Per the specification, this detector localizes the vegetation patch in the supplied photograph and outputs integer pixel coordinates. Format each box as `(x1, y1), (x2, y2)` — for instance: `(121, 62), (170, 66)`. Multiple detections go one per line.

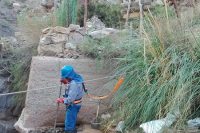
(56, 0), (78, 26)
(17, 8), (57, 43)
(3, 8), (55, 109)
(111, 6), (200, 130)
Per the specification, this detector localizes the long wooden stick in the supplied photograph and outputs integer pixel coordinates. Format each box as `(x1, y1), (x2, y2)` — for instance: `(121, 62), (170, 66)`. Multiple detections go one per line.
(139, 0), (143, 36)
(84, 0), (88, 30)
(125, 0), (131, 27)
(53, 83), (63, 133)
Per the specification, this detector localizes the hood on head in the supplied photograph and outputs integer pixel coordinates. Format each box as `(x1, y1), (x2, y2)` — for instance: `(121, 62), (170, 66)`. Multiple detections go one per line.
(61, 65), (83, 82)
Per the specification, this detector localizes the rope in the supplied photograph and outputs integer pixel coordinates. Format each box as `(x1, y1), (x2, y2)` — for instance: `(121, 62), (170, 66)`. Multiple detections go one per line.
(86, 77), (124, 100)
(0, 86), (58, 96)
(0, 72), (127, 97)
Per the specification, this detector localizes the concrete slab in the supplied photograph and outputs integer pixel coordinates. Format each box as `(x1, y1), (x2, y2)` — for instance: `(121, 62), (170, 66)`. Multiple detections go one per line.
(14, 56), (115, 133)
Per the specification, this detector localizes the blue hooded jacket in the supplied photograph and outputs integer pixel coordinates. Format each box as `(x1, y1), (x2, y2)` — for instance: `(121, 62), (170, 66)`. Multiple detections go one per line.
(61, 65), (84, 104)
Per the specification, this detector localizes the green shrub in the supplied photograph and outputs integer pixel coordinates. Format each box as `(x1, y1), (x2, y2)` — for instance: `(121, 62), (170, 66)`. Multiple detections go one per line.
(56, 0), (68, 26)
(79, 31), (134, 60)
(9, 46), (37, 108)
(9, 9), (50, 108)
(79, 37), (117, 59)
(17, 8), (56, 43)
(78, 1), (123, 28)
(151, 5), (176, 18)
(56, 0), (78, 26)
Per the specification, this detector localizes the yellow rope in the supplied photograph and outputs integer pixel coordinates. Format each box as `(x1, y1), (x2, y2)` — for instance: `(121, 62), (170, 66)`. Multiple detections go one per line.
(86, 77), (124, 100)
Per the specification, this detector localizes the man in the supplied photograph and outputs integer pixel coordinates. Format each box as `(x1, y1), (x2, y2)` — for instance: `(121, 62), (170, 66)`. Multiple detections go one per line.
(56, 65), (84, 133)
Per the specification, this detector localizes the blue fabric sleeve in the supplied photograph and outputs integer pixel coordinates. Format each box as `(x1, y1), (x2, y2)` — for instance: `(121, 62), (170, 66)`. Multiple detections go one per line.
(64, 82), (78, 104)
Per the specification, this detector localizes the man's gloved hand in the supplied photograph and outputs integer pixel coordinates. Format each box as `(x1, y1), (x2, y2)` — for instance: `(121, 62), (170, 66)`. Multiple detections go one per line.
(60, 79), (68, 84)
(56, 98), (65, 103)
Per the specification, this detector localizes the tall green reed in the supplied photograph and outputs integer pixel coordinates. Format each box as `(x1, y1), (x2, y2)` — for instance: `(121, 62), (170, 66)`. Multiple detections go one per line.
(112, 6), (200, 130)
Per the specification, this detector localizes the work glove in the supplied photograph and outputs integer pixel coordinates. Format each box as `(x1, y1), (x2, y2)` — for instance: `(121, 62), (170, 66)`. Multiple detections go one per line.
(56, 98), (65, 103)
(60, 79), (68, 84)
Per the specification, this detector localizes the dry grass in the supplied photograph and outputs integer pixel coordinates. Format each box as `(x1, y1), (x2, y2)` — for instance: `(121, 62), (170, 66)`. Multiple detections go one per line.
(17, 9), (57, 44)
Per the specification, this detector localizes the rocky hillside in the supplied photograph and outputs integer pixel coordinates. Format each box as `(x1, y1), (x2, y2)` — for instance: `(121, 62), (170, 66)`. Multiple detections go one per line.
(0, 0), (17, 36)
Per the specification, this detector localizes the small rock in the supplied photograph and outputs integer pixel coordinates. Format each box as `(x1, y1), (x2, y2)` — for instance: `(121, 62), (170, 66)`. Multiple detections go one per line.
(39, 36), (53, 45)
(69, 24), (80, 32)
(54, 26), (70, 35)
(152, 0), (164, 6)
(101, 113), (111, 120)
(72, 55), (79, 59)
(57, 53), (64, 58)
(65, 43), (76, 50)
(116, 121), (125, 133)
(88, 28), (118, 39)
(42, 27), (51, 34)
(67, 53), (73, 58)
(187, 118), (200, 128)
(41, 0), (54, 9)
(13, 3), (21, 12)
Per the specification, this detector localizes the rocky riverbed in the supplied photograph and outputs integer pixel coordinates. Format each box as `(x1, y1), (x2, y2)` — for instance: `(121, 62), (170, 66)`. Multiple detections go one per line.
(0, 0), (20, 132)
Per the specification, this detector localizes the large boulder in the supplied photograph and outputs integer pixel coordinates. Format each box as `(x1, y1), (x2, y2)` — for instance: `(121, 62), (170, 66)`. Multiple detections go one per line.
(14, 56), (115, 133)
(86, 16), (106, 32)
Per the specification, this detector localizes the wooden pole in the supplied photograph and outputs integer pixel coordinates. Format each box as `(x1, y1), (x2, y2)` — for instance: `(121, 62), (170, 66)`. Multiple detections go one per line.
(125, 0), (131, 27)
(164, 0), (170, 30)
(139, 0), (143, 36)
(84, 0), (88, 30)
(172, 0), (179, 17)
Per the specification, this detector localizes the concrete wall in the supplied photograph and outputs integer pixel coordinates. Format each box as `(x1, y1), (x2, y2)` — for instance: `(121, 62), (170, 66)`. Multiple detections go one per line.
(14, 56), (115, 133)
